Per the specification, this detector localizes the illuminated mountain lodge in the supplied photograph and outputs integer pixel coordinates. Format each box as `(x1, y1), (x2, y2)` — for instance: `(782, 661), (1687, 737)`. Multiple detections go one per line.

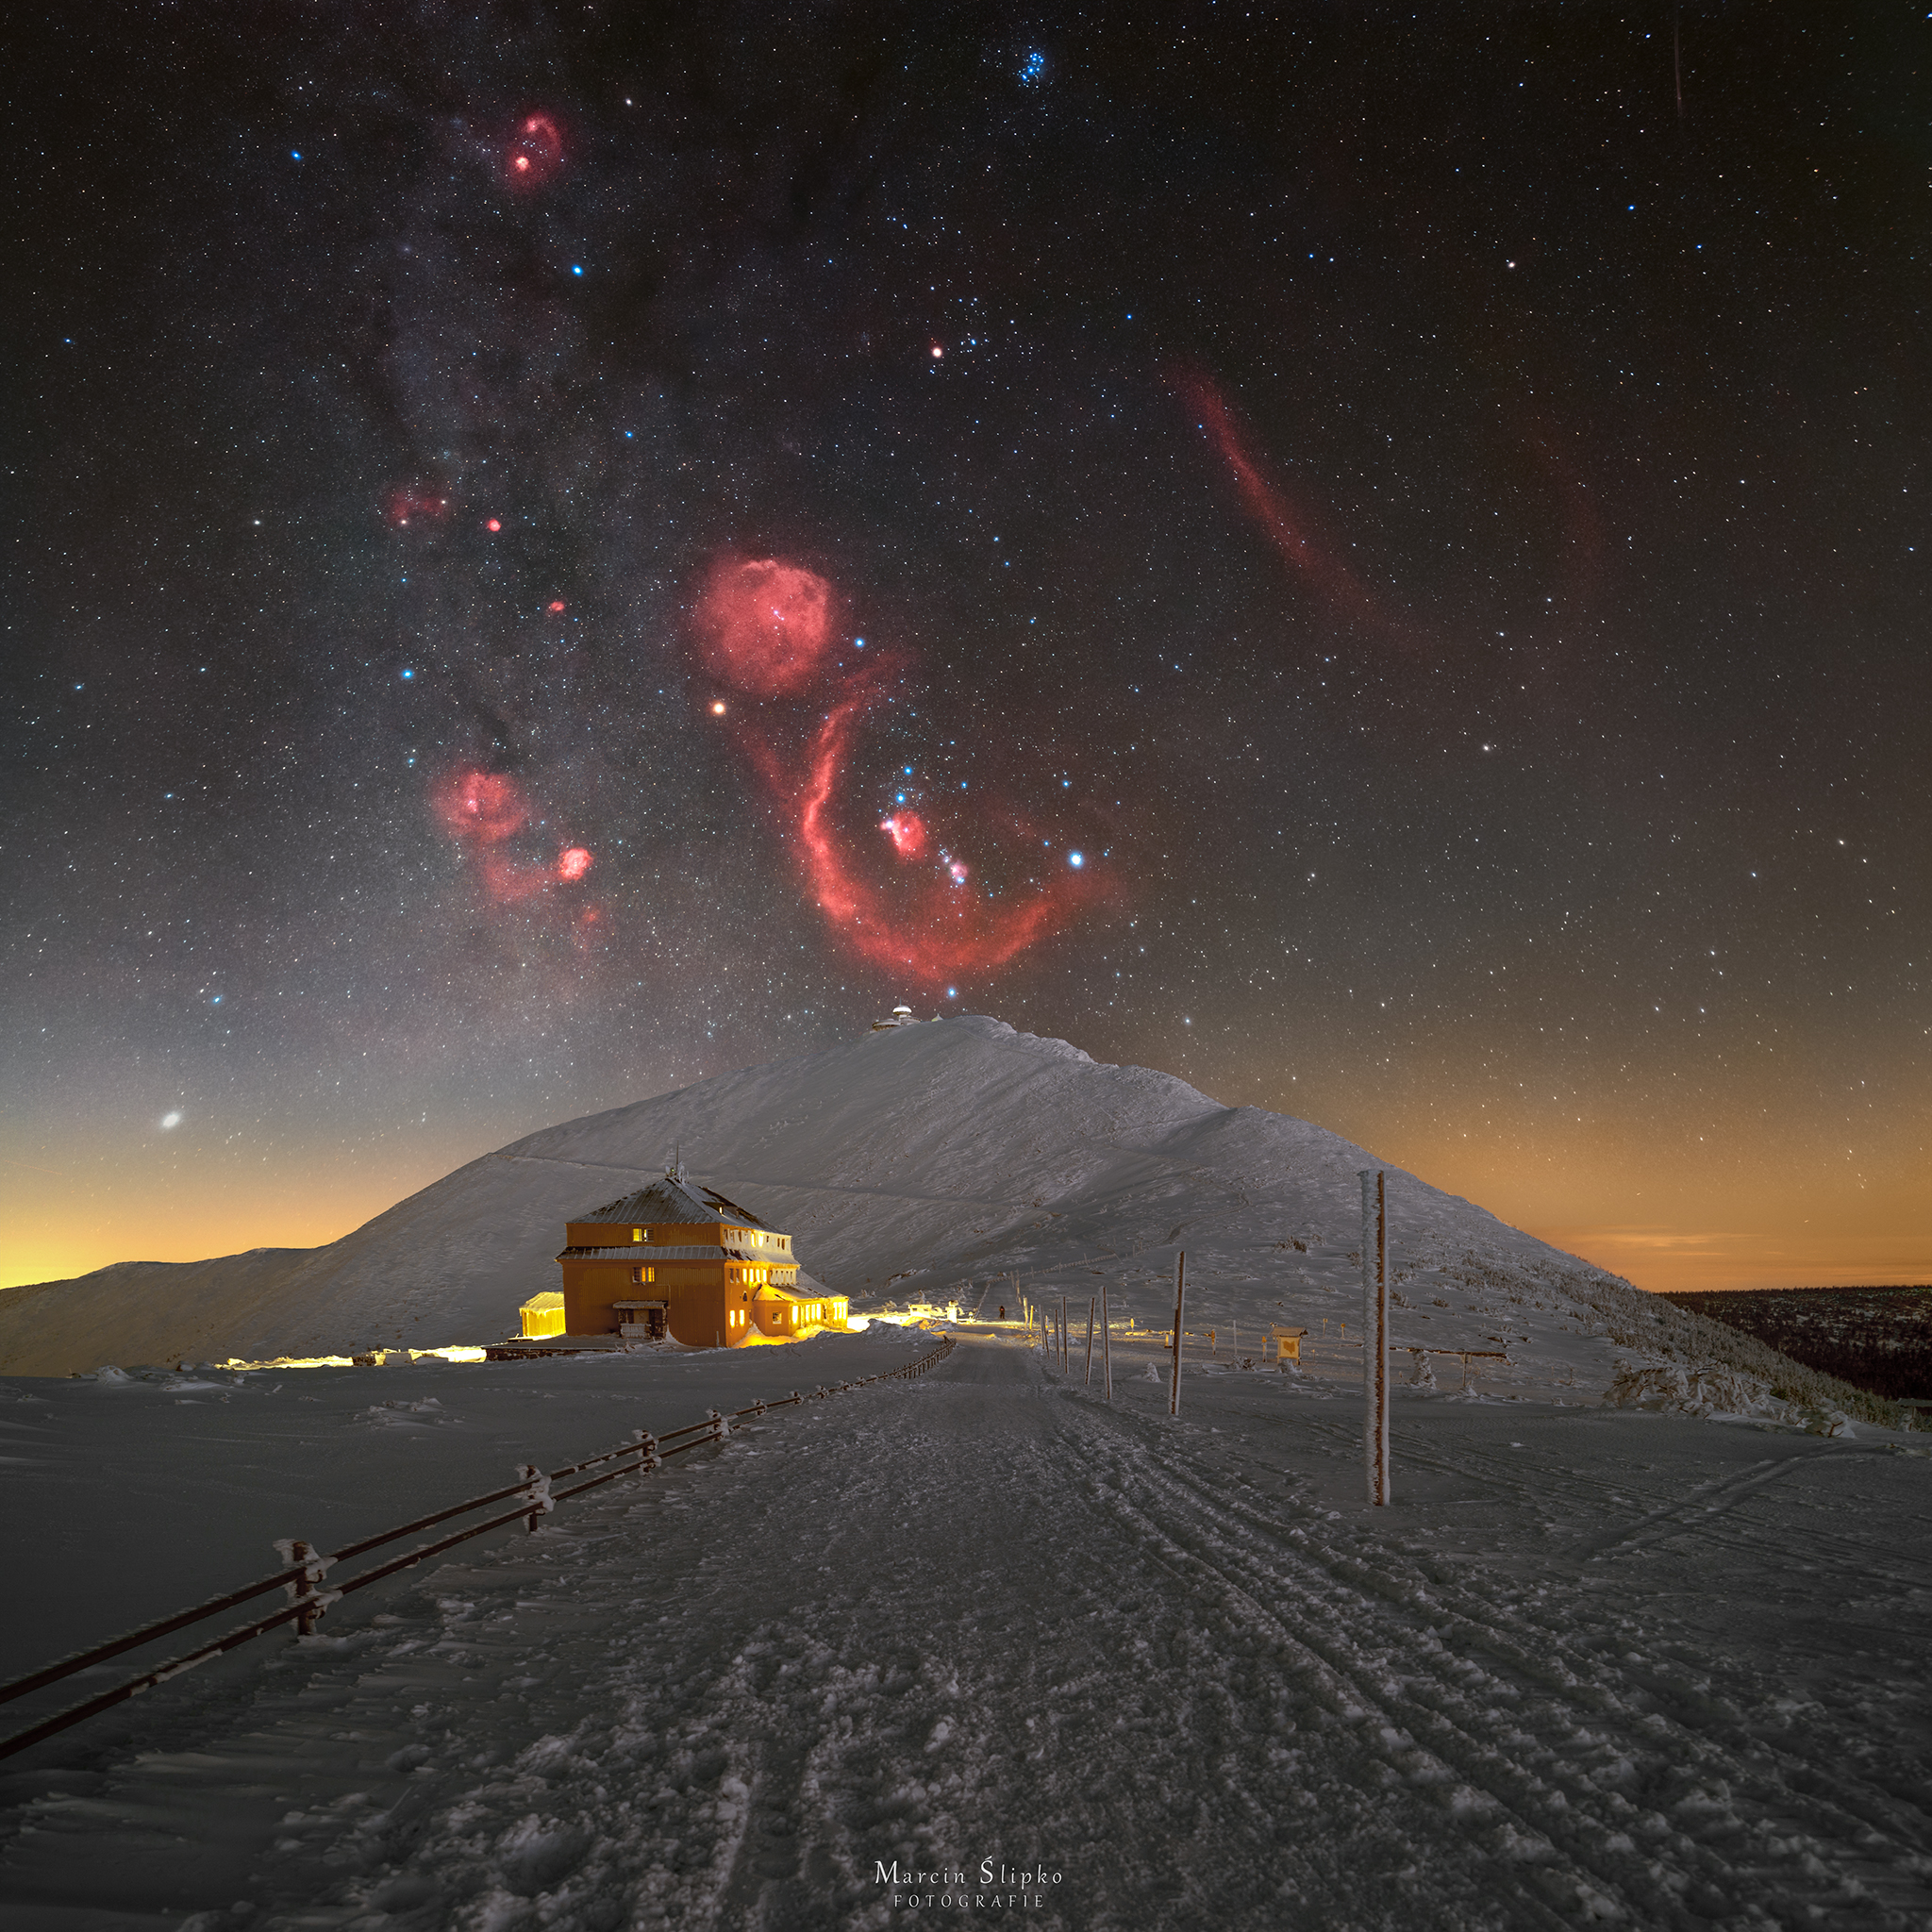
(527, 1165), (847, 1349)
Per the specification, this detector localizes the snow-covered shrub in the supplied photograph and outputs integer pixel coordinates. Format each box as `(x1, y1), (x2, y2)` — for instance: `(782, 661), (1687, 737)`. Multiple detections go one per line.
(1439, 1252), (1908, 1430)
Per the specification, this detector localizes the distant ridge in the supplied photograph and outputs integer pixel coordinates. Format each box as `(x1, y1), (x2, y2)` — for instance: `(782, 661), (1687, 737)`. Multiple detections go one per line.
(1660, 1286), (1932, 1402)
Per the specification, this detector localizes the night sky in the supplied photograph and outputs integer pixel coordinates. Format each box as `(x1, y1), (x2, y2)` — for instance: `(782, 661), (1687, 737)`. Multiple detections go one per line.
(6, 5), (1927, 1294)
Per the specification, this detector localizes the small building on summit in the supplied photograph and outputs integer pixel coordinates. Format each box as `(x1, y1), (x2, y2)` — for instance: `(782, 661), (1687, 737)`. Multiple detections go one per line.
(542, 1163), (848, 1349)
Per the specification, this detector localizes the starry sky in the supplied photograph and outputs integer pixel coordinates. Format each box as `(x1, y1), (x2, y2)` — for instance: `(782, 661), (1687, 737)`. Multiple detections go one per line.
(5, 4), (1927, 1294)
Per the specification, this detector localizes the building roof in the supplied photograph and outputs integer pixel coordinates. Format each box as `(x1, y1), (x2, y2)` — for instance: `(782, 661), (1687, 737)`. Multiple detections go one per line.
(558, 1244), (799, 1262)
(575, 1171), (779, 1232)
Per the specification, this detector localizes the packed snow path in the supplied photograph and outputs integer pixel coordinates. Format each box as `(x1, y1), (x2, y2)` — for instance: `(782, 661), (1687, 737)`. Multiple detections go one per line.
(5, 1339), (1931, 1930)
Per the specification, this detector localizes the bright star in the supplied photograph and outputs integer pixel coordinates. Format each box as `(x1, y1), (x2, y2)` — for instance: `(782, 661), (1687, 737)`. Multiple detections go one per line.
(160, 1112), (182, 1129)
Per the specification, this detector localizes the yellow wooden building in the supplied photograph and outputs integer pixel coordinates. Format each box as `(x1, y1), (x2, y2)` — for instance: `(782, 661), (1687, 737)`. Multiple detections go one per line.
(526, 1164), (848, 1349)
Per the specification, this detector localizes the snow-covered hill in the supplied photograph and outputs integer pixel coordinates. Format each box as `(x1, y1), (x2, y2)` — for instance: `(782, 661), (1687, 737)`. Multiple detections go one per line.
(0, 1015), (1694, 1379)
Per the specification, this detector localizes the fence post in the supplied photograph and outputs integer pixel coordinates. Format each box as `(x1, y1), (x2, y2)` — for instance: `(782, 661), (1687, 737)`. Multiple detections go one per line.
(1085, 1297), (1095, 1386)
(708, 1407), (729, 1444)
(1360, 1170), (1391, 1506)
(1102, 1280), (1112, 1402)
(1170, 1252), (1187, 1418)
(516, 1463), (555, 1533)
(291, 1539), (318, 1635)
(631, 1429), (659, 1476)
(273, 1539), (334, 1637)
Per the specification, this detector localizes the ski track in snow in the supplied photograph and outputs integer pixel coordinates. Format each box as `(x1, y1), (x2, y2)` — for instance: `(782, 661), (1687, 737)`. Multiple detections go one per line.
(3, 1341), (1929, 1931)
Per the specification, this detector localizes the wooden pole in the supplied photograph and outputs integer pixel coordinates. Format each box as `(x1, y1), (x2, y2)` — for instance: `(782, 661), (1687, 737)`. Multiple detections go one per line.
(1085, 1297), (1095, 1386)
(1360, 1169), (1390, 1505)
(1102, 1280), (1112, 1401)
(1060, 1294), (1069, 1373)
(1169, 1251), (1187, 1418)
(290, 1541), (319, 1637)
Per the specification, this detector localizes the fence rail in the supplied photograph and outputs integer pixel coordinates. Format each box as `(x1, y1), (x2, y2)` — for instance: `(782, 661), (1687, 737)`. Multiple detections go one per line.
(0, 1337), (956, 1760)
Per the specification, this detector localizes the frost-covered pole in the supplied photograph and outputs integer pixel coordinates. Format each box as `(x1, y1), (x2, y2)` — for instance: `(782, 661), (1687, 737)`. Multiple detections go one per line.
(1101, 1281), (1112, 1402)
(1360, 1169), (1391, 1506)
(1170, 1251), (1187, 1418)
(1085, 1296), (1095, 1386)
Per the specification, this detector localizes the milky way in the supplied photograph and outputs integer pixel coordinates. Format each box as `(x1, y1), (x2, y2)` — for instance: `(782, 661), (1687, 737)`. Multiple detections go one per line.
(6, 8), (1928, 1292)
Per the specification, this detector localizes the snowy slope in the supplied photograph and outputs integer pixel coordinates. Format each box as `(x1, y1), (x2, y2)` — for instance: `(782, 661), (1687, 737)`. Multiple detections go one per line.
(4, 1341), (1928, 1928)
(0, 1016), (1657, 1377)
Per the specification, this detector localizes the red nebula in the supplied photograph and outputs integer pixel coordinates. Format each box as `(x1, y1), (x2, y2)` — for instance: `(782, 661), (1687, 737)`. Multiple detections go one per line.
(547, 599), (566, 613)
(880, 813), (927, 858)
(486, 518), (502, 532)
(689, 556), (1104, 984)
(557, 846), (592, 881)
(782, 690), (1089, 983)
(508, 113), (562, 187)
(693, 558), (835, 695)
(386, 485), (451, 528)
(478, 853), (555, 902)
(433, 770), (526, 844)
(1174, 368), (1411, 645)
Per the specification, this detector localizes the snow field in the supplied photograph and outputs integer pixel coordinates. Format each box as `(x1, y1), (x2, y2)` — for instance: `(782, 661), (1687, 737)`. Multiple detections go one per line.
(3, 1337), (1928, 1929)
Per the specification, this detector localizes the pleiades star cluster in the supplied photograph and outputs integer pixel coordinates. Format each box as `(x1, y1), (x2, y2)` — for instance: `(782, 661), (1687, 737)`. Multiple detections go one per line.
(4, 6), (1926, 1291)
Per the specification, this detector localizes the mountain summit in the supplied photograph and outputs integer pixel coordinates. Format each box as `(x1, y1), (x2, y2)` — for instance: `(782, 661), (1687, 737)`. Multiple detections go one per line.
(0, 1016), (1598, 1374)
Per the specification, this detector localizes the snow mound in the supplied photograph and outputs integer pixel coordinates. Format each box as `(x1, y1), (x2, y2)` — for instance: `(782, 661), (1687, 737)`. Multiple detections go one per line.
(1603, 1364), (1854, 1437)
(358, 1397), (451, 1429)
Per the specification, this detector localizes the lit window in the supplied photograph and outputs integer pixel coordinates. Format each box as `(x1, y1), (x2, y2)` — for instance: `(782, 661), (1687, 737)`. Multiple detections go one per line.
(631, 1227), (642, 1243)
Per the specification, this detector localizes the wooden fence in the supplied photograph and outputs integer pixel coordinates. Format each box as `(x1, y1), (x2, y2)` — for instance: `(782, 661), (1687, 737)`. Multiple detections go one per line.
(0, 1337), (956, 1760)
